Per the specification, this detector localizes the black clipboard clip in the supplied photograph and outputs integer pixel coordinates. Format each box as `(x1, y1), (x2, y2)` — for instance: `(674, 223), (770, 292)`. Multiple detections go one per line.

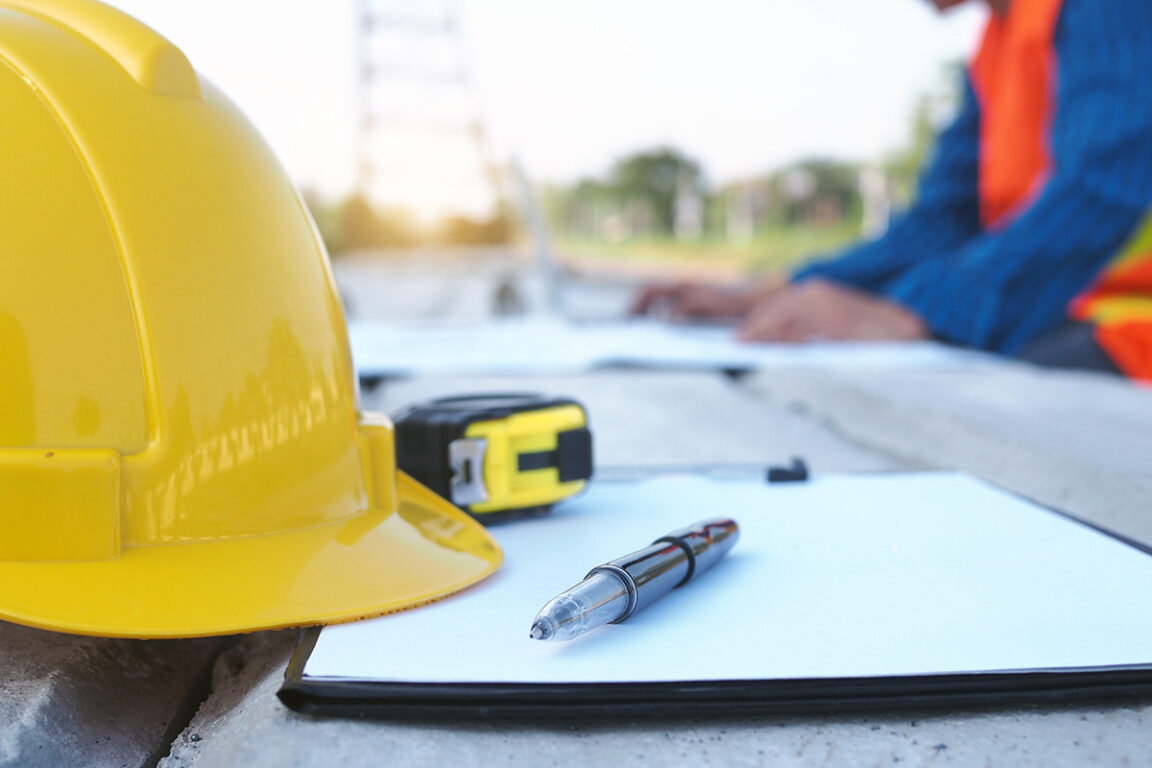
(766, 457), (809, 484)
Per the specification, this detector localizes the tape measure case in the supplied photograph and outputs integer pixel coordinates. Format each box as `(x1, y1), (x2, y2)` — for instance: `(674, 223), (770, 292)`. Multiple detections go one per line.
(393, 394), (593, 519)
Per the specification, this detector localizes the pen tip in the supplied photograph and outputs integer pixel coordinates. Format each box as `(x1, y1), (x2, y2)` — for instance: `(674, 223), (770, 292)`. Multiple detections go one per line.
(529, 620), (551, 641)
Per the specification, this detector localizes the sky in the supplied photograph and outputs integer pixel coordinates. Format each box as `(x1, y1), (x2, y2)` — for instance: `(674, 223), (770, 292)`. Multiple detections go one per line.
(102, 0), (986, 213)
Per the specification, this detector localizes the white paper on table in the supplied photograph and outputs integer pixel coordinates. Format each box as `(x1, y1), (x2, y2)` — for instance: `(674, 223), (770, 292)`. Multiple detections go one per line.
(347, 318), (993, 377)
(303, 473), (1152, 685)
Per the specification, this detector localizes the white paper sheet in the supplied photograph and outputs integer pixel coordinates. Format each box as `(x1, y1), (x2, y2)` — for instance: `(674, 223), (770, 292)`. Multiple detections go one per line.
(305, 473), (1152, 685)
(348, 318), (992, 377)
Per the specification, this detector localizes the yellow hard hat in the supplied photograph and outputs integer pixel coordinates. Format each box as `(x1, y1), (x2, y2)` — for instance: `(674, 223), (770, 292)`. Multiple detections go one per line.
(0, 0), (501, 638)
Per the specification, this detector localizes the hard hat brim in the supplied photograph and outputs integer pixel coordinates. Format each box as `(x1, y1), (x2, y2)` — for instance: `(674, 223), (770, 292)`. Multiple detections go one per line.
(0, 472), (502, 638)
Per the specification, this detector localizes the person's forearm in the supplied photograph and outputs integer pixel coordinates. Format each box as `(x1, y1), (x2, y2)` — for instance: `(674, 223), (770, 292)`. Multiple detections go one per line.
(883, 182), (1149, 352)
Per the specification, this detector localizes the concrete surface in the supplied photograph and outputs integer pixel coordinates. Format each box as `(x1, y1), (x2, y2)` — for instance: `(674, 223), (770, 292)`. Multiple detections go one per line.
(743, 362), (1152, 544)
(160, 629), (1152, 768)
(150, 364), (1152, 768)
(366, 370), (905, 474)
(9, 243), (1152, 768)
(334, 250), (635, 324)
(335, 250), (530, 323)
(0, 623), (224, 768)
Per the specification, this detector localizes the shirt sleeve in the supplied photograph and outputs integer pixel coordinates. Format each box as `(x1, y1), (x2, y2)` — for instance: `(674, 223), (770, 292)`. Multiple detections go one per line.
(790, 75), (983, 292)
(884, 0), (1152, 354)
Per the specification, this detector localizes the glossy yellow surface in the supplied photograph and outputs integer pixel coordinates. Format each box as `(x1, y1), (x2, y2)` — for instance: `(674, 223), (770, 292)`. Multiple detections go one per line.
(0, 472), (501, 638)
(0, 0), (501, 637)
(0, 449), (120, 561)
(466, 405), (589, 514)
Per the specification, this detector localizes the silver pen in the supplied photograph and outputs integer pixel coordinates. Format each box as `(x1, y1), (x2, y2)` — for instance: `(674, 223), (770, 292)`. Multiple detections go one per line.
(529, 517), (739, 641)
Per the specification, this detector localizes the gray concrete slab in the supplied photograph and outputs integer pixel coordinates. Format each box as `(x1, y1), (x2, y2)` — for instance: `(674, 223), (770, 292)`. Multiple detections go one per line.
(333, 249), (640, 324)
(334, 249), (529, 323)
(159, 367), (1152, 767)
(0, 622), (224, 768)
(365, 370), (906, 474)
(162, 630), (1152, 768)
(741, 362), (1152, 545)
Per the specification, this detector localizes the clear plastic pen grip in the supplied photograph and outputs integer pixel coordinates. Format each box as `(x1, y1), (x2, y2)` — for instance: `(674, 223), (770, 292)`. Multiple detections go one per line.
(532, 571), (631, 642)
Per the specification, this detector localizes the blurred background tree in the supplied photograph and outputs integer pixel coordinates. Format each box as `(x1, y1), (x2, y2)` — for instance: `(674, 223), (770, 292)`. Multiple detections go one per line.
(338, 194), (417, 250)
(304, 61), (964, 273)
(883, 60), (966, 208)
(608, 148), (706, 236)
(534, 61), (965, 275)
(304, 192), (513, 255)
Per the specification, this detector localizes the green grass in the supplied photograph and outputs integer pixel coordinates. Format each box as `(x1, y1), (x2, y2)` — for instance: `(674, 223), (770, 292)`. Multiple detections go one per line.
(557, 224), (862, 278)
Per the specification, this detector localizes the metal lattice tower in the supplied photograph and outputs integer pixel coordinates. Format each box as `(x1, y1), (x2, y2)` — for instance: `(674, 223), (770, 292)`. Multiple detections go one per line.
(353, 0), (502, 221)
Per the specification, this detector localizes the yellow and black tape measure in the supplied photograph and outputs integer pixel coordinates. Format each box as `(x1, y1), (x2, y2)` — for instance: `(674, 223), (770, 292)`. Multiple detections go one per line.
(393, 393), (593, 519)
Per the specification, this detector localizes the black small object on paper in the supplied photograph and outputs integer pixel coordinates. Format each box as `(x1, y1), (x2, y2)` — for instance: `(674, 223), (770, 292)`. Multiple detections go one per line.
(767, 457), (809, 484)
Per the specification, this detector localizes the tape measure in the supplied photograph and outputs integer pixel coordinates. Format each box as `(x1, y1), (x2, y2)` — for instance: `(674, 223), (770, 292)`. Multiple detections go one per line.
(393, 393), (594, 519)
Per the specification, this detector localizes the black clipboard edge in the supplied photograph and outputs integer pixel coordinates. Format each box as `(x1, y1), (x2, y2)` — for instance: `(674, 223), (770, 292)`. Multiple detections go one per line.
(280, 628), (1152, 720)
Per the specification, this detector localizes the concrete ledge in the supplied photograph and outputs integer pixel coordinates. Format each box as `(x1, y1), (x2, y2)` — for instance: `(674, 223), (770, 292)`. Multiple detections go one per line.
(742, 363), (1152, 545)
(159, 631), (296, 768)
(0, 622), (224, 768)
(157, 367), (1152, 767)
(367, 370), (906, 474)
(162, 630), (1152, 768)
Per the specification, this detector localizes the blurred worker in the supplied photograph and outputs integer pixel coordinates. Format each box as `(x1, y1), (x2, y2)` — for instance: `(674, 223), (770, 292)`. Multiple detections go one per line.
(632, 0), (1152, 380)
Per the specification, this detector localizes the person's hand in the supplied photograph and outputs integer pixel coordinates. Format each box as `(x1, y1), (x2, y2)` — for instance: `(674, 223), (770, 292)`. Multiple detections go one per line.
(630, 274), (786, 321)
(737, 279), (929, 342)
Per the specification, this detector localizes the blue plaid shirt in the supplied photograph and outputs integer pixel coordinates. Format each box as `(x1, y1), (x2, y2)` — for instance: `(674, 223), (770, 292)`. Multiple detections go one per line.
(793, 0), (1152, 354)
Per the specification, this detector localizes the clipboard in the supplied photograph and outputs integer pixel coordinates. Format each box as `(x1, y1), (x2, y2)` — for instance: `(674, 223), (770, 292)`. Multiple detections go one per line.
(280, 473), (1152, 718)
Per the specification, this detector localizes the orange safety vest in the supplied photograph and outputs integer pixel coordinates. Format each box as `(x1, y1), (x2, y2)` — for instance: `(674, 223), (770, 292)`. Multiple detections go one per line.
(969, 0), (1152, 381)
